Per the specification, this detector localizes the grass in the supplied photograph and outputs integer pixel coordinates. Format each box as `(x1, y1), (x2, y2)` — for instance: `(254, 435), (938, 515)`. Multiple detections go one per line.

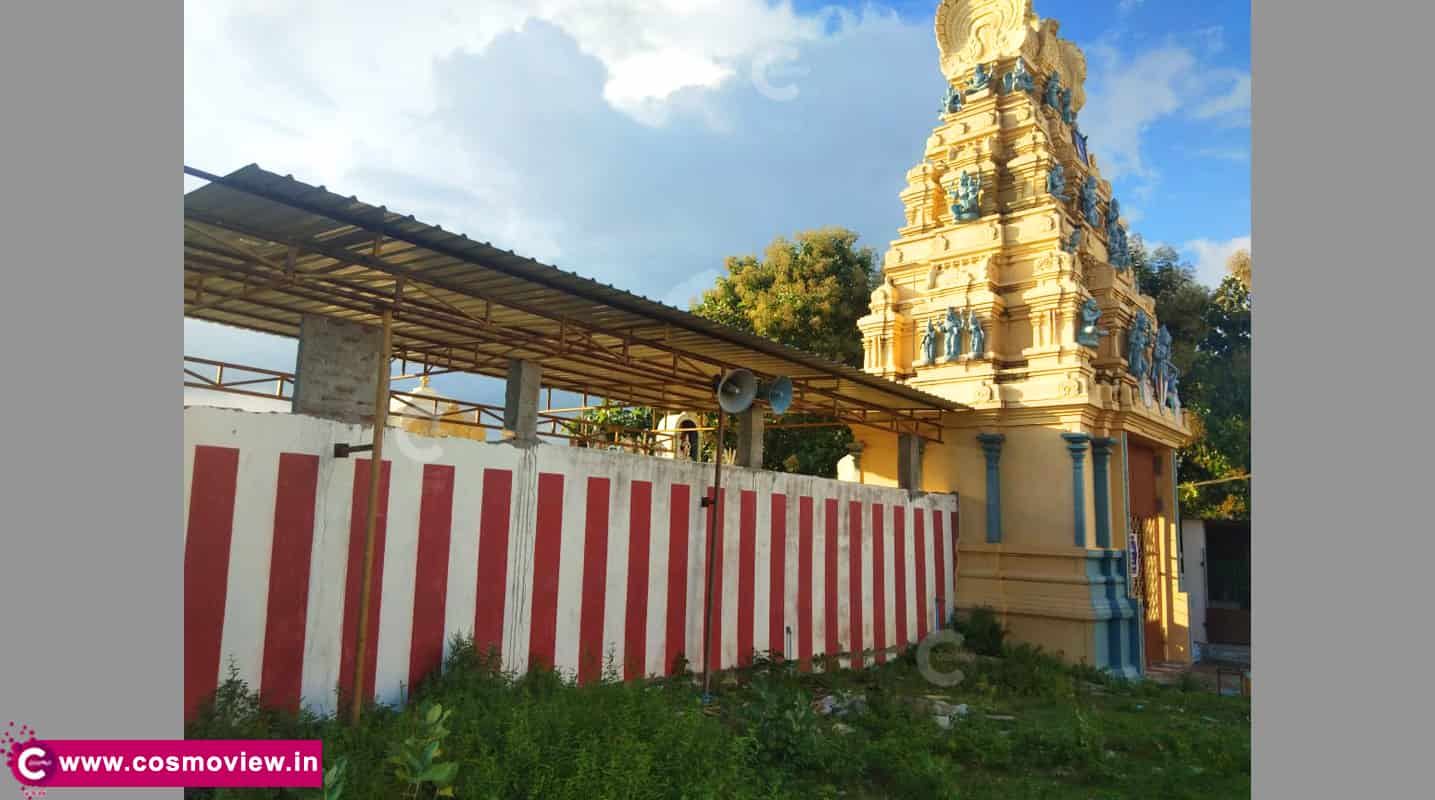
(186, 632), (1250, 799)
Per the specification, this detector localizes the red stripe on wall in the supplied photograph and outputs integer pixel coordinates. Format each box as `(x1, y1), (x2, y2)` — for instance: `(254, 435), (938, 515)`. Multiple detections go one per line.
(527, 473), (565, 672)
(473, 468), (513, 660)
(184, 445), (240, 722)
(824, 498), (839, 659)
(848, 500), (864, 667)
(871, 503), (887, 664)
(893, 505), (908, 648)
(915, 508), (929, 642)
(578, 477), (611, 685)
(665, 483), (691, 676)
(260, 452), (320, 714)
(951, 510), (960, 614)
(797, 496), (814, 672)
(624, 480), (653, 680)
(737, 490), (757, 667)
(768, 493), (787, 660)
(932, 509), (948, 630)
(703, 488), (726, 673)
(408, 464), (456, 693)
(339, 459), (391, 707)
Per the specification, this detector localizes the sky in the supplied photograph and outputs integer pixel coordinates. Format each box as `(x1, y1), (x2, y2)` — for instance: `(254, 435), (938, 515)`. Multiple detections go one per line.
(183, 0), (1250, 392)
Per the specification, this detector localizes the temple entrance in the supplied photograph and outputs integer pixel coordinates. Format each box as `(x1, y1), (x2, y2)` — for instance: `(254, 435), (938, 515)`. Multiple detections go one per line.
(1127, 440), (1166, 667)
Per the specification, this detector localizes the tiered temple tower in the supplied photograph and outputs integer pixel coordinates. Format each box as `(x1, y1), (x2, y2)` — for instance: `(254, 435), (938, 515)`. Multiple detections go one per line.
(853, 0), (1194, 676)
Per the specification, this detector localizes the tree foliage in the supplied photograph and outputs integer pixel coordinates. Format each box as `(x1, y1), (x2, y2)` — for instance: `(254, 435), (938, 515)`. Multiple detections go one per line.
(692, 227), (878, 367)
(688, 227), (880, 477)
(1127, 237), (1252, 519)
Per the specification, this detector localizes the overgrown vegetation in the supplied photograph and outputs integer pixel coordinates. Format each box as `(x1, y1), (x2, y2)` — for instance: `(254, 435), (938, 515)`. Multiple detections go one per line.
(187, 624), (1249, 799)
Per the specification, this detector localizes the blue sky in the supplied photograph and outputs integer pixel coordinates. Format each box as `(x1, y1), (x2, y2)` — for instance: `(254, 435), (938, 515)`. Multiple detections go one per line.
(184, 0), (1250, 394)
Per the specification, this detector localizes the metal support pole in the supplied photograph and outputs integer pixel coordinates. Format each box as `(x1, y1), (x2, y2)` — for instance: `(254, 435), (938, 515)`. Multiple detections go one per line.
(349, 308), (391, 725)
(700, 410), (725, 698)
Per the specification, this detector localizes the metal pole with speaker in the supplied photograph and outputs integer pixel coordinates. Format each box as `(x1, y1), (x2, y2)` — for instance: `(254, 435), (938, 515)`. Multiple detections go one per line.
(700, 369), (789, 701)
(700, 369), (757, 700)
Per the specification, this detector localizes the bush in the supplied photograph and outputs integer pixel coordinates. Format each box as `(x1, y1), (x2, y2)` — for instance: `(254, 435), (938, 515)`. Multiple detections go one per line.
(954, 606), (1007, 656)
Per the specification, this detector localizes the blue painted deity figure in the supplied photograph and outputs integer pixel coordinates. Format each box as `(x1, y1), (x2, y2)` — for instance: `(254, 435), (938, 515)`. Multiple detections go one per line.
(1044, 71), (1062, 110)
(1081, 176), (1101, 227)
(1060, 87), (1074, 124)
(950, 171), (981, 221)
(1152, 325), (1173, 403)
(941, 83), (963, 115)
(966, 308), (986, 357)
(1076, 298), (1109, 348)
(1003, 58), (1035, 94)
(1106, 199), (1129, 269)
(1127, 310), (1152, 381)
(1063, 227), (1082, 255)
(969, 62), (992, 91)
(1047, 161), (1066, 199)
(942, 306), (965, 360)
(920, 317), (939, 364)
(1164, 367), (1182, 416)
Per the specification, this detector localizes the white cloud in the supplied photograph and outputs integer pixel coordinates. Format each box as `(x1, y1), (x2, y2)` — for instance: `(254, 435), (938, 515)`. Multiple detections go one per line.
(1078, 32), (1250, 204)
(1118, 0), (1146, 12)
(1183, 235), (1251, 287)
(1080, 42), (1200, 182)
(1193, 74), (1251, 125)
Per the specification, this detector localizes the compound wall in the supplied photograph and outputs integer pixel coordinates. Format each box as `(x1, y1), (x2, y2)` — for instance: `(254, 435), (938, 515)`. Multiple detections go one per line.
(183, 406), (959, 718)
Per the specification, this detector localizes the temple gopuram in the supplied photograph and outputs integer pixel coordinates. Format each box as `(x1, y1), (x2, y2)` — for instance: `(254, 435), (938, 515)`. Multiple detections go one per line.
(850, 0), (1194, 676)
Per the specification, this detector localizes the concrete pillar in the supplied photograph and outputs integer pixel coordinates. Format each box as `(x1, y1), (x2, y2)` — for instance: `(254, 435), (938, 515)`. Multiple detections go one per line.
(1091, 438), (1116, 548)
(291, 314), (385, 424)
(502, 359), (542, 442)
(735, 408), (765, 468)
(976, 433), (1004, 543)
(1062, 433), (1091, 547)
(897, 433), (924, 491)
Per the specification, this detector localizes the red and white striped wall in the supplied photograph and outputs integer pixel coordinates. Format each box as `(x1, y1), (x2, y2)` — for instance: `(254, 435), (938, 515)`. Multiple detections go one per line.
(183, 406), (960, 719)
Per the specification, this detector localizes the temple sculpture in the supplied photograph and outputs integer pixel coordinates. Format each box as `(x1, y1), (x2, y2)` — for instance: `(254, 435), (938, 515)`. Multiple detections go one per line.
(969, 62), (992, 91)
(920, 316), (939, 364)
(943, 306), (965, 360)
(966, 308), (986, 357)
(1003, 58), (1035, 94)
(950, 170), (982, 221)
(1076, 297), (1108, 347)
(1081, 175), (1101, 227)
(1047, 161), (1066, 199)
(942, 83), (963, 115)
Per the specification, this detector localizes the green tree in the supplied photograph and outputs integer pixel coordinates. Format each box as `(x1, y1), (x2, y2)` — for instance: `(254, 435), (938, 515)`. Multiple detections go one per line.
(1127, 236), (1251, 519)
(1181, 255), (1252, 519)
(688, 227), (879, 477)
(692, 226), (877, 367)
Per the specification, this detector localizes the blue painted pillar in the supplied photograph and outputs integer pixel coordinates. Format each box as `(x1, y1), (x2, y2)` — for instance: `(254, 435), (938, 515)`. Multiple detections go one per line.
(1091, 437), (1115, 548)
(977, 433), (1005, 543)
(1062, 433), (1091, 547)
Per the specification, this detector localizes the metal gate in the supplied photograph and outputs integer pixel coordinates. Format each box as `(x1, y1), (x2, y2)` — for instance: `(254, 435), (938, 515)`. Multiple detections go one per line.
(1130, 515), (1165, 666)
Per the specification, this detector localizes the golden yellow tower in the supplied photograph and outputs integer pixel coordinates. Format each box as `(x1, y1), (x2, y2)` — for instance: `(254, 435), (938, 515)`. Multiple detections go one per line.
(855, 0), (1194, 676)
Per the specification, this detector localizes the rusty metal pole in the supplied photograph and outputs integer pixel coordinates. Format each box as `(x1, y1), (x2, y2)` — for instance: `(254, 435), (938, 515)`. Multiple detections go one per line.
(700, 410), (725, 699)
(349, 308), (392, 725)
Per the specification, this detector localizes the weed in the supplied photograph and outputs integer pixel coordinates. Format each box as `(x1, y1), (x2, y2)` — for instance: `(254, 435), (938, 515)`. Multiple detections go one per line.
(386, 702), (459, 798)
(955, 606), (1008, 656)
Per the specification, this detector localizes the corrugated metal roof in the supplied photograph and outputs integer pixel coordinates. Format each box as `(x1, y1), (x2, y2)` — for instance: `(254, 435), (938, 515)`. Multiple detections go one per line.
(183, 164), (963, 439)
